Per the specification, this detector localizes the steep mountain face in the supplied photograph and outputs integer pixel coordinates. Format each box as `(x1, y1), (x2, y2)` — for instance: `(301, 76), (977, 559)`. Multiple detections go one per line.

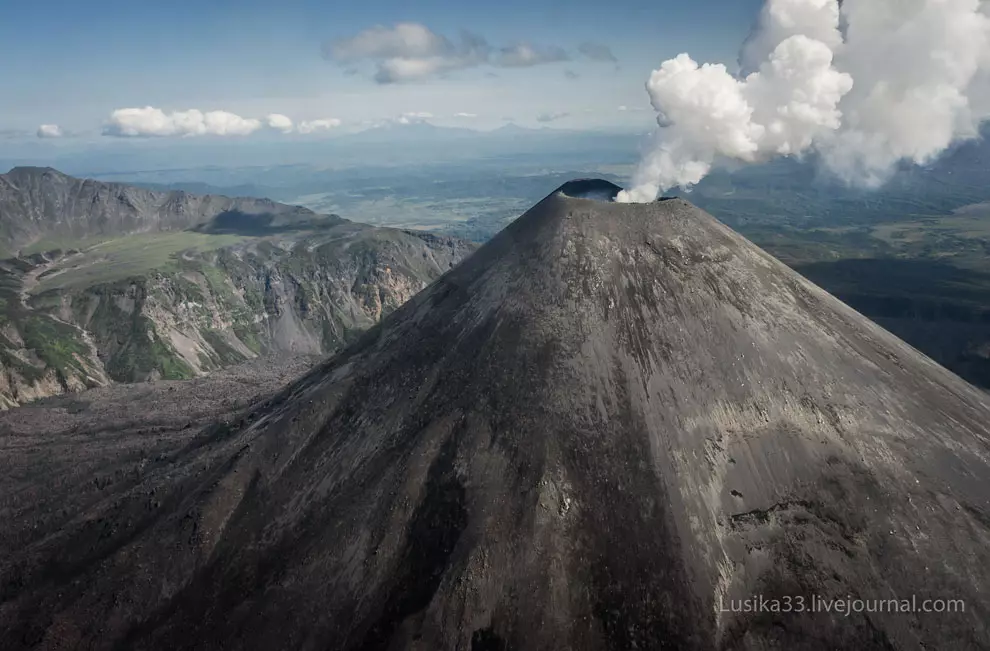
(0, 168), (475, 407)
(4, 181), (990, 649)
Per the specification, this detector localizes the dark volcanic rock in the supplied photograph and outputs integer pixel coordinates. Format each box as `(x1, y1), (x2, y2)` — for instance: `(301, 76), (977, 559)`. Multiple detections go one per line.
(4, 183), (990, 650)
(558, 178), (622, 202)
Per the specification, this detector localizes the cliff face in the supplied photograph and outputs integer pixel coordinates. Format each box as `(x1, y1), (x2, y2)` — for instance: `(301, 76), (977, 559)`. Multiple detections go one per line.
(0, 230), (473, 407)
(0, 167), (476, 407)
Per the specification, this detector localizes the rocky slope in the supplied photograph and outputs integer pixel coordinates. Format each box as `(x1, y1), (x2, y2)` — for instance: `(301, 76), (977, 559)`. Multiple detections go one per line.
(4, 181), (990, 649)
(0, 168), (475, 408)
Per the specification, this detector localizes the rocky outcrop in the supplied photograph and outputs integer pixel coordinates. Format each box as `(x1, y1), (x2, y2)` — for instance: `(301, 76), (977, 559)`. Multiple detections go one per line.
(0, 229), (474, 407)
(0, 254), (111, 406)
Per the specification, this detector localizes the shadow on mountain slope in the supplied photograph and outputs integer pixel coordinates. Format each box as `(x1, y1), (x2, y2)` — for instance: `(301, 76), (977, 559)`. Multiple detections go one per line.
(193, 209), (347, 236)
(796, 258), (990, 389)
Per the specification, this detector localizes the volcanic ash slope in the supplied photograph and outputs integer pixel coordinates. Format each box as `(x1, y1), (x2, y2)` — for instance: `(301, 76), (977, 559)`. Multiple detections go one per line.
(4, 181), (990, 650)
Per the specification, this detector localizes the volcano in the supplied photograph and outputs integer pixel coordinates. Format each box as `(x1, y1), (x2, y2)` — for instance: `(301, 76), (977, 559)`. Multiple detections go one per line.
(4, 181), (990, 650)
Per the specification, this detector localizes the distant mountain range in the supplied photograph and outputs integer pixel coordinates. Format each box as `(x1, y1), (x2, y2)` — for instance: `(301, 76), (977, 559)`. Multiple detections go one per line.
(316, 121), (596, 147)
(0, 167), (334, 256)
(0, 167), (476, 407)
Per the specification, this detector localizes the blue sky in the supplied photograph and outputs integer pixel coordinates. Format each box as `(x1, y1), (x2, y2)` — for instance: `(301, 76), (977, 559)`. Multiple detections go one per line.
(0, 0), (764, 139)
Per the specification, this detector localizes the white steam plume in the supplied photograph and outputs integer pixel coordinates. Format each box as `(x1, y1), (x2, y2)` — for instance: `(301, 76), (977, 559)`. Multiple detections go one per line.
(618, 0), (990, 203)
(739, 0), (843, 73)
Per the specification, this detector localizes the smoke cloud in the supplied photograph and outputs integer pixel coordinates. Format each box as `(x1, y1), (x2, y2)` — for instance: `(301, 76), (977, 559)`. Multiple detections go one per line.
(617, 0), (990, 203)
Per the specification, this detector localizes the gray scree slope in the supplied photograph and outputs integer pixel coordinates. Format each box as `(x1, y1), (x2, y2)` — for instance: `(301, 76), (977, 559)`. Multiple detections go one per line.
(3, 180), (990, 650)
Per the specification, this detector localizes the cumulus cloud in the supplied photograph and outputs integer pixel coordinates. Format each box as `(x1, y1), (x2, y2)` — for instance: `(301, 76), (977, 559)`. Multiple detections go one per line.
(103, 107), (262, 137)
(373, 56), (459, 83)
(326, 24), (490, 83)
(496, 44), (568, 68)
(324, 23), (567, 82)
(103, 107), (340, 137)
(578, 42), (618, 63)
(266, 113), (294, 133)
(453, 112), (478, 118)
(536, 112), (570, 123)
(36, 124), (63, 138)
(326, 23), (451, 61)
(618, 0), (990, 203)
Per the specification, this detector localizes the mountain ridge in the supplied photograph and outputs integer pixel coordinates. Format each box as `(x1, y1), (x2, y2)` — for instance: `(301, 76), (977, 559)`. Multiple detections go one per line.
(0, 166), (341, 255)
(0, 168), (476, 407)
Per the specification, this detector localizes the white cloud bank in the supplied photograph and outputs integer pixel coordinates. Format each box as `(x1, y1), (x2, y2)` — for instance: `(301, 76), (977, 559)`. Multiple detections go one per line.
(103, 107), (341, 137)
(618, 0), (990, 203)
(103, 107), (262, 137)
(36, 124), (63, 138)
(264, 114), (341, 134)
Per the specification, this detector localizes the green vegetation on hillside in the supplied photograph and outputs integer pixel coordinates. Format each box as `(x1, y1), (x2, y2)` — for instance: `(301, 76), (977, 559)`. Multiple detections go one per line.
(100, 312), (195, 382)
(20, 316), (90, 378)
(31, 232), (249, 294)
